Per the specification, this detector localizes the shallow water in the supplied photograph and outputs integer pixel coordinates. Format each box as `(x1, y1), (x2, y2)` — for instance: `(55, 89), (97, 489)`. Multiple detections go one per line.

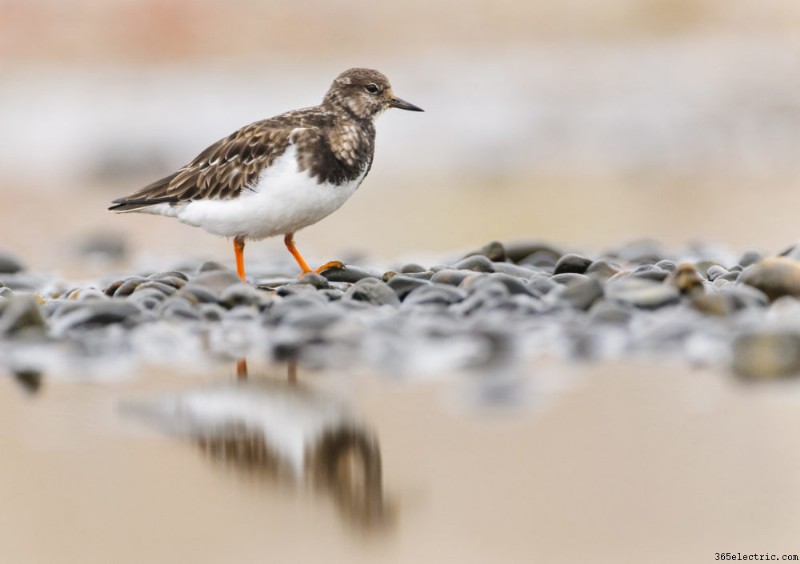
(2, 359), (799, 563)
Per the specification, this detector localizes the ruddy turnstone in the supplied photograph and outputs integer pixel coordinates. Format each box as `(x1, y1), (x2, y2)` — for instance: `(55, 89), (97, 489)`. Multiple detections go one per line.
(109, 68), (423, 282)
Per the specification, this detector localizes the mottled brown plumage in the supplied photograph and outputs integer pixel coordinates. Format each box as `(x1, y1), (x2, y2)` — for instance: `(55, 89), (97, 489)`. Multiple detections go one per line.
(110, 68), (420, 211)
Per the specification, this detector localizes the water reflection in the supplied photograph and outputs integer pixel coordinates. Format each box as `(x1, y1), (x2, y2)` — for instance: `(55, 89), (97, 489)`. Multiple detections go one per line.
(124, 363), (387, 529)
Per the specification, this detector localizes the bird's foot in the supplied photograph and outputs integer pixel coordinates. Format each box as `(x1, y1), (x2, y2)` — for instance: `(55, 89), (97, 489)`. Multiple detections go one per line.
(301, 260), (345, 277)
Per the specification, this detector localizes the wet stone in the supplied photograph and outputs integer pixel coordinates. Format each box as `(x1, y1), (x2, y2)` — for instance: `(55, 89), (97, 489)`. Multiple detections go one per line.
(451, 255), (495, 273)
(321, 266), (378, 283)
(0, 294), (47, 338)
(462, 241), (506, 263)
(733, 331), (800, 381)
(344, 278), (400, 307)
(740, 257), (800, 302)
(386, 275), (431, 301)
(605, 278), (680, 310)
(665, 263), (704, 296)
(554, 253), (592, 275)
(0, 251), (25, 274)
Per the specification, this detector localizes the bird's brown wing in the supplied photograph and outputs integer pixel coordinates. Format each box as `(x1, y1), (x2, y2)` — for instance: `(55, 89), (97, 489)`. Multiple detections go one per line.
(109, 120), (307, 211)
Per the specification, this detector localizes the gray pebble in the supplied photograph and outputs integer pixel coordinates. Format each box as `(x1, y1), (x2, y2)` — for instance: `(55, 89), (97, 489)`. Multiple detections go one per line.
(344, 278), (400, 307)
(400, 263), (427, 274)
(277, 283), (320, 297)
(585, 260), (620, 280)
(172, 284), (219, 305)
(0, 251), (25, 274)
(462, 241), (506, 262)
(629, 265), (669, 282)
(147, 270), (190, 282)
(551, 273), (591, 286)
(561, 277), (604, 310)
(52, 299), (140, 333)
(319, 289), (344, 301)
(473, 273), (532, 296)
(194, 270), (243, 293)
(451, 255), (495, 273)
(526, 275), (557, 296)
(706, 265), (729, 281)
(431, 269), (472, 286)
(220, 284), (266, 308)
(322, 266), (378, 283)
(717, 284), (769, 309)
(386, 275), (431, 301)
(134, 280), (178, 297)
(159, 297), (201, 320)
(554, 253), (592, 275)
(197, 260), (228, 273)
(403, 284), (466, 307)
(738, 250), (762, 268)
(588, 300), (633, 325)
(605, 278), (680, 309)
(296, 272), (330, 289)
(490, 262), (537, 279)
(0, 295), (47, 337)
(655, 260), (677, 272)
(505, 241), (562, 264)
(402, 270), (435, 281)
(199, 303), (226, 321)
(282, 305), (344, 330)
(518, 250), (560, 269)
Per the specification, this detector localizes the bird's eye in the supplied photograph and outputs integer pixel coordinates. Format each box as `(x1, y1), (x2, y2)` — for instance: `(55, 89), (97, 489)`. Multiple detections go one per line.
(364, 83), (379, 94)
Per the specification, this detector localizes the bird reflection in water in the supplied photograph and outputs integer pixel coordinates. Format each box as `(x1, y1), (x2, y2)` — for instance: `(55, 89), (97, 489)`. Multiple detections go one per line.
(125, 361), (386, 529)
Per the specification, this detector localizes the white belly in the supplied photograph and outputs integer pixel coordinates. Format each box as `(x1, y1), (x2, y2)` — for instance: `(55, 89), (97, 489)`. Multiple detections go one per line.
(166, 145), (366, 240)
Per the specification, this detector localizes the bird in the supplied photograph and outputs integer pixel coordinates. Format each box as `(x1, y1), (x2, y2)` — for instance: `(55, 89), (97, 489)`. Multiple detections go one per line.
(109, 68), (423, 282)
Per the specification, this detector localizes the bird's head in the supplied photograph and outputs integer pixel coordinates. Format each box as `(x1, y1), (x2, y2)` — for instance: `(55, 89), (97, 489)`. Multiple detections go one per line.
(323, 68), (423, 120)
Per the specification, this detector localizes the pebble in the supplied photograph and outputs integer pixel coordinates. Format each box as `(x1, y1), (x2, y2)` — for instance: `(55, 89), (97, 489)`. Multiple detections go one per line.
(605, 278), (680, 309)
(740, 257), (800, 301)
(462, 241), (506, 262)
(0, 251), (25, 274)
(0, 294), (47, 338)
(561, 277), (604, 311)
(403, 284), (466, 307)
(386, 275), (431, 301)
(665, 263), (704, 296)
(344, 278), (400, 307)
(451, 255), (495, 273)
(321, 266), (378, 283)
(6, 238), (800, 381)
(554, 253), (592, 275)
(733, 331), (800, 380)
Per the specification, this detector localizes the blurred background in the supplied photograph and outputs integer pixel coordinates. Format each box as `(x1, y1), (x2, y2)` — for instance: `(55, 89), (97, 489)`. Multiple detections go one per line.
(3, 0), (800, 274)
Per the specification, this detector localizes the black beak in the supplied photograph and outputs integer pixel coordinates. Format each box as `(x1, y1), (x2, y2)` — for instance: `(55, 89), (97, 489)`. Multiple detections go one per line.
(389, 97), (424, 112)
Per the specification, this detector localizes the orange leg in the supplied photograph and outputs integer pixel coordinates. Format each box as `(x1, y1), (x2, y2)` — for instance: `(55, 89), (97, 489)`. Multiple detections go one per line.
(236, 357), (248, 380)
(233, 237), (246, 282)
(283, 233), (344, 276)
